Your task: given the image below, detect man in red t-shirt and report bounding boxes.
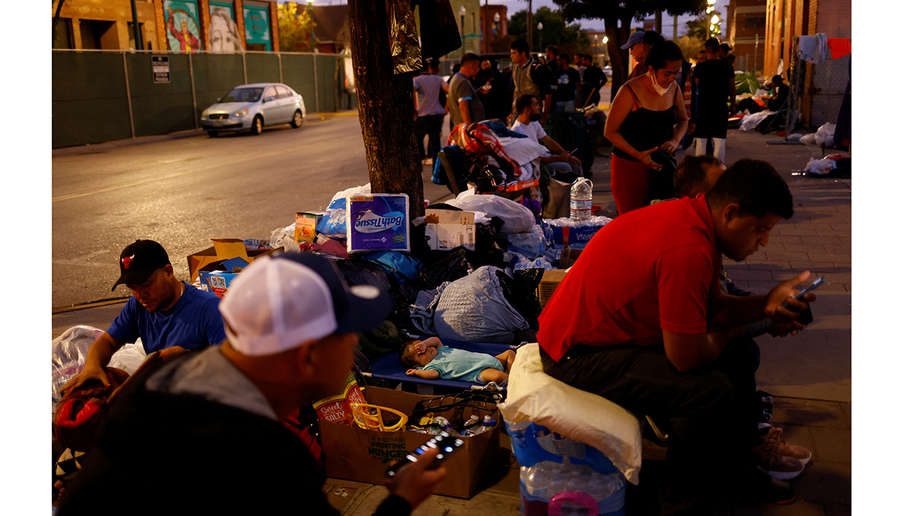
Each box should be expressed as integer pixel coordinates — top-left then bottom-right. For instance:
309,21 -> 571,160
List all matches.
537,159 -> 815,514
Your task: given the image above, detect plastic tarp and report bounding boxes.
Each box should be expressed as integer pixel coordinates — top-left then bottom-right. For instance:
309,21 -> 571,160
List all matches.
734,72 -> 760,95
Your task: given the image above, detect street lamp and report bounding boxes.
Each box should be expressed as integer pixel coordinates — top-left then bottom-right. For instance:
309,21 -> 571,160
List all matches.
537,22 -> 543,53
307,0 -> 316,53
459,6 -> 466,54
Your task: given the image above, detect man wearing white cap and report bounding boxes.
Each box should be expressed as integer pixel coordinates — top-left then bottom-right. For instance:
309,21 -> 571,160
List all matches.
59,253 -> 446,515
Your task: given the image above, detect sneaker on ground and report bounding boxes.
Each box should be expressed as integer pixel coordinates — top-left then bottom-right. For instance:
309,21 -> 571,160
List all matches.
753,430 -> 807,480
768,426 -> 812,465
753,477 -> 796,505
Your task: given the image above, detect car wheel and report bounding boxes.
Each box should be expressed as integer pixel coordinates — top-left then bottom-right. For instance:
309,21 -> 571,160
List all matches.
251,116 -> 263,135
291,110 -> 304,128
207,131 -> 219,138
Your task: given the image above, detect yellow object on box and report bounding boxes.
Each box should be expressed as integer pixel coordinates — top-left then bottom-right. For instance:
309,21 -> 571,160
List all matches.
295,211 -> 323,243
351,403 -> 408,432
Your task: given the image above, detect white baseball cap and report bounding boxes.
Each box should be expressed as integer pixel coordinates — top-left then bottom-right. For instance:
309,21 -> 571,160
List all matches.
219,252 -> 392,356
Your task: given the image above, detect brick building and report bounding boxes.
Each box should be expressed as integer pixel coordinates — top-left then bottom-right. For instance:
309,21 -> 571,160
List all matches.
726,0 -> 768,75
763,0 -> 851,127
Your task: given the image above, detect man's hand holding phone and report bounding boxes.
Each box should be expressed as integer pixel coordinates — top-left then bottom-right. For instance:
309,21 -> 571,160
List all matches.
765,271 -> 822,323
385,447 -> 447,509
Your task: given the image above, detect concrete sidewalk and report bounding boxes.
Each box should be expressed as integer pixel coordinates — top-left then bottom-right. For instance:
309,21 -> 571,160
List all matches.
51,127 -> 851,515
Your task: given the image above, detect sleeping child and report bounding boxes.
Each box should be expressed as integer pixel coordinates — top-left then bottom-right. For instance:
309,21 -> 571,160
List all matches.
399,337 -> 515,384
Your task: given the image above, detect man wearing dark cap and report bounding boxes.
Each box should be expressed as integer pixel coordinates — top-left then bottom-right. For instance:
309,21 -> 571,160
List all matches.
59,252 -> 445,515
621,30 -> 662,79
59,240 -> 225,397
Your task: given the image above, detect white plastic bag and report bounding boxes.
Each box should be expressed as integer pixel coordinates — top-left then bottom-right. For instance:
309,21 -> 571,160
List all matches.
52,326 -> 147,413
814,122 -> 837,147
316,183 -> 372,238
446,190 -> 536,236
805,157 -> 837,175
498,343 -> 643,484
269,224 -> 299,252
739,110 -> 772,131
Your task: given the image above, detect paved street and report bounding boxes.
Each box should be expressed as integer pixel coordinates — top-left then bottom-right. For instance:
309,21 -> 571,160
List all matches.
51,113 -> 426,308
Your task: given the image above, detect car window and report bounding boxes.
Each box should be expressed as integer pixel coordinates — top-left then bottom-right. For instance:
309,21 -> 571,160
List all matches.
221,88 -> 263,103
264,86 -> 278,100
276,86 -> 291,98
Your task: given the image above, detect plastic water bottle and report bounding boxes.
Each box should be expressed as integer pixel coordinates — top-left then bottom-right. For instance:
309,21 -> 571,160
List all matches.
570,178 -> 593,221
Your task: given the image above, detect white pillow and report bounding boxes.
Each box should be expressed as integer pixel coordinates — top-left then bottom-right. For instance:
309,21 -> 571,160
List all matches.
498,343 -> 644,484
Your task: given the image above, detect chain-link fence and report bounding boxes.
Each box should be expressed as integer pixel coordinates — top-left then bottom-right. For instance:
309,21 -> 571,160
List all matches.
806,53 -> 850,129
52,49 -> 356,149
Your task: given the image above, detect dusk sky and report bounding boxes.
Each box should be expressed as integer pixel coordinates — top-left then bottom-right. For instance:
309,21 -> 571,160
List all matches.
276,0 -> 730,38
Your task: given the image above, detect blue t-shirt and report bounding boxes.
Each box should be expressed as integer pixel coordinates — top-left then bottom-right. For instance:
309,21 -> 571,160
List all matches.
420,346 -> 503,383
107,283 -> 226,354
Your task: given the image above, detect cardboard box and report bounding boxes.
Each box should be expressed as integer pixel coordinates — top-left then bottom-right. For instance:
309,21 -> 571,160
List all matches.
294,211 -> 324,243
346,194 -> 410,253
423,209 -> 476,251
319,386 -> 501,499
538,269 -> 569,307
186,239 -> 277,282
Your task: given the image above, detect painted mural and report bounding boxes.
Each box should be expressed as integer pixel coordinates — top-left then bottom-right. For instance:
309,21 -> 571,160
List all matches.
209,3 -> 242,53
164,0 -> 201,53
243,5 -> 271,51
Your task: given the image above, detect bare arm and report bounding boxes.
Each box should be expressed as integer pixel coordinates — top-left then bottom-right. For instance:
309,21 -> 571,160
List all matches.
603,84 -> 661,169
708,272 -> 815,328
660,89 -> 690,154
406,369 -> 441,379
459,99 -> 472,125
59,332 -> 126,395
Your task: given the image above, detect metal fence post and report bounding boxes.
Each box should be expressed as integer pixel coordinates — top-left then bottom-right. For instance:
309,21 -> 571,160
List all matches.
243,52 -> 248,84
123,51 -> 136,139
278,53 -> 283,84
313,54 -> 320,113
189,53 -> 199,130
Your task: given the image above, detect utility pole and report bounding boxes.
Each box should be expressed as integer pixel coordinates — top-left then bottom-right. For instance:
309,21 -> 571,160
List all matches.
527,0 -> 533,51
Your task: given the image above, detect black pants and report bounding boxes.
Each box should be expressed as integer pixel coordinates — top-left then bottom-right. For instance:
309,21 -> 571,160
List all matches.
415,114 -> 444,160
540,337 -> 767,516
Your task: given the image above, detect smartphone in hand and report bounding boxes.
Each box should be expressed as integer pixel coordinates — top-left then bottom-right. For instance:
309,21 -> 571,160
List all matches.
782,276 -> 825,308
385,431 -> 465,478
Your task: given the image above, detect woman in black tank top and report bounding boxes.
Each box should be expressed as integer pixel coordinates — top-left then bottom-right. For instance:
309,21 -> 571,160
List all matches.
604,41 -> 689,215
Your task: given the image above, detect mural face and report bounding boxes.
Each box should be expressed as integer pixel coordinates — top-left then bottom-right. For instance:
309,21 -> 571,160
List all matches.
164,1 -> 201,53
209,5 -> 241,53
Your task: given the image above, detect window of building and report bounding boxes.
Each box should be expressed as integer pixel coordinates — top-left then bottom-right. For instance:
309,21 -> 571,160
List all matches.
745,15 -> 766,28
128,22 -> 148,50
79,20 -> 119,50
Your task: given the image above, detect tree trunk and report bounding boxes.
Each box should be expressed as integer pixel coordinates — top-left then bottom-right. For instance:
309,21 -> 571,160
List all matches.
604,16 -> 632,97
347,0 -> 424,220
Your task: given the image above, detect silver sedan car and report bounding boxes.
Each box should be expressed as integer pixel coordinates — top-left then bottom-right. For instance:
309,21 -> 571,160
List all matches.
200,83 -> 305,136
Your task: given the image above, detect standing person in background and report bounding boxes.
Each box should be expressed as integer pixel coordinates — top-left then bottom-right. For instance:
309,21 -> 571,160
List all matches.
580,54 -> 607,108
620,30 -> 662,80
448,53 -> 485,128
604,41 -> 689,215
545,45 -> 560,71
692,37 -> 736,163
510,38 -> 556,121
413,58 -> 449,165
573,53 -> 587,79
553,53 -> 582,112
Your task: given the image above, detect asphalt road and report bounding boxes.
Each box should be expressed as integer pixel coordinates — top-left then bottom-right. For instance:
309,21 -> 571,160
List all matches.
52,114 -> 381,309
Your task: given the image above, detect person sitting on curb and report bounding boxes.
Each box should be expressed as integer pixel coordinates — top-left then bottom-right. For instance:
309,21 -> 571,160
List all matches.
400,336 -> 515,385
537,159 -> 817,513
511,94 -> 583,183
58,252 -> 446,515
59,240 -> 225,398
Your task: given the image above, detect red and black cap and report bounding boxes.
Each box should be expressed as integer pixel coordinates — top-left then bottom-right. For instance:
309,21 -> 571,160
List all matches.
111,240 -> 171,291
